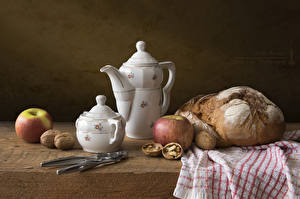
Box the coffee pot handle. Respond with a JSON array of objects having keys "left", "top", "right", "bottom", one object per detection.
[
  {"left": 108, "top": 118, "right": 121, "bottom": 144},
  {"left": 159, "top": 61, "right": 176, "bottom": 115}
]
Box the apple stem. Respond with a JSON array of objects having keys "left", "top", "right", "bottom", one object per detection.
[{"left": 29, "top": 111, "right": 37, "bottom": 116}]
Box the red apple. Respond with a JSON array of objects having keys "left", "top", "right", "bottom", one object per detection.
[
  {"left": 15, "top": 108, "right": 53, "bottom": 143},
  {"left": 153, "top": 115, "right": 194, "bottom": 151}
]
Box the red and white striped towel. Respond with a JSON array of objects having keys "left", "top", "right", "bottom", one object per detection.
[{"left": 174, "top": 130, "right": 300, "bottom": 199}]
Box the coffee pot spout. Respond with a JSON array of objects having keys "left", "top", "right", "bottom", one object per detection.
[
  {"left": 100, "top": 65, "right": 134, "bottom": 121},
  {"left": 100, "top": 65, "right": 134, "bottom": 93}
]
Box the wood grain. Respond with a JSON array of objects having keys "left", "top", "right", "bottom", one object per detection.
[
  {"left": 0, "top": 122, "right": 180, "bottom": 199},
  {"left": 0, "top": 122, "right": 298, "bottom": 199}
]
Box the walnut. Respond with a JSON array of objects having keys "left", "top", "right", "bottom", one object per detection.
[
  {"left": 195, "top": 130, "right": 216, "bottom": 150},
  {"left": 162, "top": 143, "right": 183, "bottom": 160},
  {"left": 54, "top": 132, "right": 75, "bottom": 150},
  {"left": 142, "top": 143, "right": 163, "bottom": 157},
  {"left": 40, "top": 130, "right": 61, "bottom": 148}
]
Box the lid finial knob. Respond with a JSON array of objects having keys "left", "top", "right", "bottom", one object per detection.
[
  {"left": 136, "top": 41, "right": 146, "bottom": 52},
  {"left": 96, "top": 95, "right": 106, "bottom": 105}
]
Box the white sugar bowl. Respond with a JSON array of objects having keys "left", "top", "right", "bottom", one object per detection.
[{"left": 75, "top": 95, "right": 125, "bottom": 153}]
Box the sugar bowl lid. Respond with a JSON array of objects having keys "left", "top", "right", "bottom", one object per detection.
[
  {"left": 123, "top": 41, "right": 158, "bottom": 67},
  {"left": 81, "top": 95, "right": 119, "bottom": 119}
]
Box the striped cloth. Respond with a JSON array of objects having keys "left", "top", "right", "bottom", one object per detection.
[{"left": 173, "top": 130, "right": 300, "bottom": 199}]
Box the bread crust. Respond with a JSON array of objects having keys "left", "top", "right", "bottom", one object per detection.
[{"left": 175, "top": 86, "right": 285, "bottom": 147}]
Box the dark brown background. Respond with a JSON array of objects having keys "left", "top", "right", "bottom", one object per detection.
[{"left": 0, "top": 0, "right": 299, "bottom": 122}]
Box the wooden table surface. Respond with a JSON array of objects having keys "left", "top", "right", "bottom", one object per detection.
[{"left": 0, "top": 122, "right": 299, "bottom": 199}]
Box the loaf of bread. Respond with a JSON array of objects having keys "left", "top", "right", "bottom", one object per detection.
[{"left": 175, "top": 86, "right": 286, "bottom": 148}]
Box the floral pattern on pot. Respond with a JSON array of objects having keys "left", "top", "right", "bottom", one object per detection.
[
  {"left": 95, "top": 123, "right": 103, "bottom": 131},
  {"left": 128, "top": 72, "right": 134, "bottom": 79},
  {"left": 140, "top": 101, "right": 148, "bottom": 108},
  {"left": 85, "top": 134, "right": 91, "bottom": 141},
  {"left": 152, "top": 74, "right": 157, "bottom": 80}
]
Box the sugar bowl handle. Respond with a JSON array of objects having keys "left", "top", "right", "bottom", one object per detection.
[
  {"left": 108, "top": 118, "right": 121, "bottom": 144},
  {"left": 159, "top": 61, "right": 176, "bottom": 115}
]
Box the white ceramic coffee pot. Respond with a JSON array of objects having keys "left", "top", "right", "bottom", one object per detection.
[{"left": 100, "top": 41, "right": 175, "bottom": 139}]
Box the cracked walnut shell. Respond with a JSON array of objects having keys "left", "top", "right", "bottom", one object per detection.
[
  {"left": 162, "top": 143, "right": 183, "bottom": 160},
  {"left": 142, "top": 143, "right": 163, "bottom": 157}
]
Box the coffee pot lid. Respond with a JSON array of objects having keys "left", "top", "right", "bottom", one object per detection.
[
  {"left": 124, "top": 41, "right": 158, "bottom": 66},
  {"left": 84, "top": 95, "right": 118, "bottom": 119}
]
